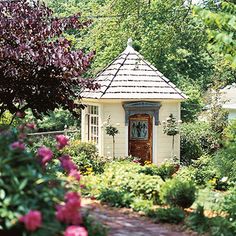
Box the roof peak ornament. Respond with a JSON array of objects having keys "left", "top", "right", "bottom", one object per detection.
[{"left": 127, "top": 38, "right": 133, "bottom": 47}]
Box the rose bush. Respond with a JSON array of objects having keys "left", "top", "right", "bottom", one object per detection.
[{"left": 0, "top": 124, "right": 104, "bottom": 236}]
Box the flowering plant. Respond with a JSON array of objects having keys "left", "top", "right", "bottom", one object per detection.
[{"left": 0, "top": 124, "right": 89, "bottom": 235}]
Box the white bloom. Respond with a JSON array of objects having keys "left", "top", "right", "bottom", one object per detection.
[{"left": 221, "top": 177, "right": 228, "bottom": 182}]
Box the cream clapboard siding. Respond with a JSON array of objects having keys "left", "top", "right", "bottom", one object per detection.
[
  {"left": 101, "top": 100, "right": 181, "bottom": 164},
  {"left": 155, "top": 101, "right": 181, "bottom": 164},
  {"left": 81, "top": 99, "right": 181, "bottom": 165},
  {"left": 102, "top": 102, "right": 126, "bottom": 157}
]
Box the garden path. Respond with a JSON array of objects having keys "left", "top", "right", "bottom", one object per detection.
[{"left": 82, "top": 199, "right": 197, "bottom": 236}]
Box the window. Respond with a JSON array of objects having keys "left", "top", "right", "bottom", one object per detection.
[{"left": 88, "top": 105, "right": 99, "bottom": 144}]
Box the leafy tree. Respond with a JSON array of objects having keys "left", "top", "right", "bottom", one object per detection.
[
  {"left": 0, "top": 0, "right": 98, "bottom": 119},
  {"left": 49, "top": 0, "right": 215, "bottom": 81},
  {"left": 195, "top": 1, "right": 236, "bottom": 68},
  {"left": 48, "top": 0, "right": 235, "bottom": 121},
  {"left": 24, "top": 108, "right": 81, "bottom": 131}
]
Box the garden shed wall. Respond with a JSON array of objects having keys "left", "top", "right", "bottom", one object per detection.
[{"left": 81, "top": 99, "right": 181, "bottom": 165}]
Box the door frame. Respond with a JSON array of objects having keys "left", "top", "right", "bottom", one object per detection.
[
  {"left": 128, "top": 113, "right": 153, "bottom": 163},
  {"left": 123, "top": 101, "right": 161, "bottom": 163}
]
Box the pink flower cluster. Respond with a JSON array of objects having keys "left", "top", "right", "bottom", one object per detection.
[
  {"left": 37, "top": 146, "right": 53, "bottom": 165},
  {"left": 56, "top": 192, "right": 81, "bottom": 225},
  {"left": 26, "top": 123, "right": 36, "bottom": 130},
  {"left": 56, "top": 134, "right": 69, "bottom": 150},
  {"left": 64, "top": 225, "right": 88, "bottom": 236},
  {"left": 17, "top": 123, "right": 36, "bottom": 141},
  {"left": 10, "top": 141, "right": 25, "bottom": 151},
  {"left": 19, "top": 210, "right": 42, "bottom": 231},
  {"left": 59, "top": 155, "right": 81, "bottom": 182},
  {"left": 59, "top": 155, "right": 77, "bottom": 172}
]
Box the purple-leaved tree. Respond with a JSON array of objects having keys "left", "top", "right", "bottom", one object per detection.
[{"left": 0, "top": 0, "right": 99, "bottom": 119}]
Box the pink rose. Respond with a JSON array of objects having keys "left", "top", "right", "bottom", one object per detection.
[
  {"left": 69, "top": 170, "right": 81, "bottom": 182},
  {"left": 19, "top": 210, "right": 42, "bottom": 231},
  {"left": 37, "top": 146, "right": 53, "bottom": 165},
  {"left": 65, "top": 192, "right": 81, "bottom": 204},
  {"left": 56, "top": 135, "right": 69, "bottom": 149},
  {"left": 26, "top": 123, "right": 36, "bottom": 130},
  {"left": 18, "top": 133, "right": 26, "bottom": 140},
  {"left": 80, "top": 184, "right": 85, "bottom": 189},
  {"left": 18, "top": 125, "right": 25, "bottom": 132},
  {"left": 64, "top": 226, "right": 88, "bottom": 236},
  {"left": 10, "top": 141, "right": 25, "bottom": 151},
  {"left": 16, "top": 111, "right": 26, "bottom": 118},
  {"left": 59, "top": 155, "right": 77, "bottom": 172},
  {"left": 56, "top": 192, "right": 81, "bottom": 225}
]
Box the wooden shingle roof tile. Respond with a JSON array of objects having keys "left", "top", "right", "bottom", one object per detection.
[{"left": 81, "top": 39, "right": 186, "bottom": 100}]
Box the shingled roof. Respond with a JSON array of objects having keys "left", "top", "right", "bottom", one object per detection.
[{"left": 81, "top": 39, "right": 186, "bottom": 100}]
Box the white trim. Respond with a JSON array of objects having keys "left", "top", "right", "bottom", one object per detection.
[
  {"left": 125, "top": 125, "right": 128, "bottom": 156},
  {"left": 152, "top": 117, "right": 157, "bottom": 164},
  {"left": 98, "top": 104, "right": 104, "bottom": 156}
]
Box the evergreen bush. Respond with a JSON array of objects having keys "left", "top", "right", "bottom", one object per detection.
[{"left": 160, "top": 178, "right": 196, "bottom": 208}]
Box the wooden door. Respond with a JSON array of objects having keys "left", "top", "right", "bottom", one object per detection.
[{"left": 128, "top": 114, "right": 152, "bottom": 164}]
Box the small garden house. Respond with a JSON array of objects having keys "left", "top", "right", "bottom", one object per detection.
[
  {"left": 221, "top": 83, "right": 236, "bottom": 120},
  {"left": 80, "top": 39, "right": 186, "bottom": 164}
]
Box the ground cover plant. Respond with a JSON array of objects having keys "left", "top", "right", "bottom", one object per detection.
[
  {"left": 149, "top": 207, "right": 185, "bottom": 224},
  {"left": 81, "top": 161, "right": 197, "bottom": 219},
  {"left": 81, "top": 156, "right": 235, "bottom": 235}
]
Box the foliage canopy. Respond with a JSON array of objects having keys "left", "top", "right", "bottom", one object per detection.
[{"left": 0, "top": 0, "right": 98, "bottom": 118}]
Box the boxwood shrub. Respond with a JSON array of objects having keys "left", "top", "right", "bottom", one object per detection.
[{"left": 160, "top": 177, "right": 196, "bottom": 208}]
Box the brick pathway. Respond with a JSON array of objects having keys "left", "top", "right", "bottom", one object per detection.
[{"left": 82, "top": 199, "right": 198, "bottom": 236}]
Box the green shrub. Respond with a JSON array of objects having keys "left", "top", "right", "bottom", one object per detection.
[
  {"left": 206, "top": 121, "right": 236, "bottom": 186},
  {"left": 25, "top": 108, "right": 80, "bottom": 132},
  {"left": 130, "top": 198, "right": 153, "bottom": 213},
  {"left": 139, "top": 162, "right": 177, "bottom": 181},
  {"left": 175, "top": 166, "right": 196, "bottom": 182},
  {"left": 150, "top": 207, "right": 185, "bottom": 224},
  {"left": 129, "top": 174, "right": 163, "bottom": 204},
  {"left": 176, "top": 155, "right": 220, "bottom": 188},
  {"left": 209, "top": 216, "right": 236, "bottom": 236},
  {"left": 190, "top": 155, "right": 217, "bottom": 187},
  {"left": 107, "top": 164, "right": 163, "bottom": 204},
  {"left": 98, "top": 188, "right": 133, "bottom": 208},
  {"left": 185, "top": 205, "right": 209, "bottom": 234},
  {"left": 220, "top": 187, "right": 236, "bottom": 222},
  {"left": 65, "top": 141, "right": 106, "bottom": 174},
  {"left": 83, "top": 161, "right": 164, "bottom": 204},
  {"left": 80, "top": 174, "right": 102, "bottom": 198},
  {"left": 180, "top": 122, "right": 220, "bottom": 165},
  {"left": 83, "top": 213, "right": 108, "bottom": 236},
  {"left": 160, "top": 178, "right": 196, "bottom": 208},
  {"left": 186, "top": 205, "right": 236, "bottom": 236},
  {"left": 138, "top": 164, "right": 160, "bottom": 176}
]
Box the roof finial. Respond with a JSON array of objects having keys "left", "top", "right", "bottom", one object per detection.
[{"left": 127, "top": 38, "right": 133, "bottom": 47}]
